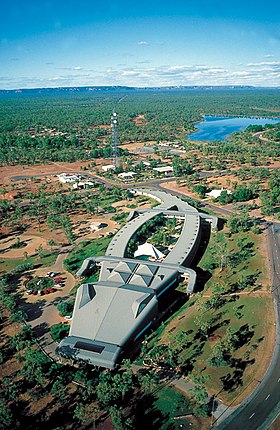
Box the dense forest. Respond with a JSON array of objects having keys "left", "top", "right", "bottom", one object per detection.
[{"left": 0, "top": 89, "right": 280, "bottom": 165}]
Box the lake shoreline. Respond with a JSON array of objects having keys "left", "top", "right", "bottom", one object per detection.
[{"left": 188, "top": 114, "right": 280, "bottom": 142}]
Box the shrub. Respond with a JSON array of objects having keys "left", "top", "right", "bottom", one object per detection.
[
  {"left": 57, "top": 300, "right": 75, "bottom": 317},
  {"left": 50, "top": 323, "right": 70, "bottom": 342}
]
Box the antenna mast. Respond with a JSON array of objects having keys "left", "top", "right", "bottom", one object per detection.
[{"left": 111, "top": 112, "right": 119, "bottom": 165}]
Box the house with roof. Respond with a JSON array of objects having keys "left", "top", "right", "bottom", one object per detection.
[
  {"left": 117, "top": 171, "right": 137, "bottom": 180},
  {"left": 102, "top": 164, "right": 116, "bottom": 172},
  {"left": 153, "top": 166, "right": 174, "bottom": 176},
  {"left": 205, "top": 188, "right": 231, "bottom": 199},
  {"left": 57, "top": 173, "right": 80, "bottom": 183}
]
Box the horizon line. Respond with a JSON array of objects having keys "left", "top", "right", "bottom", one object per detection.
[{"left": 1, "top": 84, "right": 280, "bottom": 92}]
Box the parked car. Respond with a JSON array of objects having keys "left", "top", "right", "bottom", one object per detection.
[
  {"left": 43, "top": 289, "right": 49, "bottom": 294},
  {"left": 64, "top": 315, "right": 72, "bottom": 321},
  {"left": 47, "top": 287, "right": 55, "bottom": 293},
  {"left": 32, "top": 290, "right": 37, "bottom": 295},
  {"left": 46, "top": 271, "right": 57, "bottom": 277}
]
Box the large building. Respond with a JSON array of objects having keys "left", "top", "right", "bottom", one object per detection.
[{"left": 56, "top": 189, "right": 217, "bottom": 369}]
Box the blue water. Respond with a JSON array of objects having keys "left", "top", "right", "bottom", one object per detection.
[{"left": 188, "top": 115, "right": 280, "bottom": 142}]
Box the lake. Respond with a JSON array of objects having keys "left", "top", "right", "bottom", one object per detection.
[{"left": 188, "top": 115, "right": 280, "bottom": 142}]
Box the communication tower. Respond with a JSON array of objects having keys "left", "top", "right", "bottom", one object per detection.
[{"left": 111, "top": 112, "right": 119, "bottom": 164}]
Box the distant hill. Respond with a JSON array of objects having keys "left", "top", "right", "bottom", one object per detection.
[{"left": 0, "top": 85, "right": 262, "bottom": 95}]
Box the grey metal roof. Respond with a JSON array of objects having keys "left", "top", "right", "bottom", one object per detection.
[
  {"left": 105, "top": 211, "right": 159, "bottom": 258},
  {"left": 57, "top": 189, "right": 218, "bottom": 369},
  {"left": 136, "top": 264, "right": 158, "bottom": 276},
  {"left": 69, "top": 283, "right": 157, "bottom": 346},
  {"left": 57, "top": 336, "right": 122, "bottom": 369}
]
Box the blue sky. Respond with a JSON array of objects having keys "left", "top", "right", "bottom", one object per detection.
[{"left": 1, "top": 0, "right": 280, "bottom": 89}]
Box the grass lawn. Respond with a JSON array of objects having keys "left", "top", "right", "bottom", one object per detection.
[
  {"left": 84, "top": 271, "right": 100, "bottom": 283},
  {"left": 153, "top": 291, "right": 274, "bottom": 405},
  {"left": 70, "top": 271, "right": 100, "bottom": 295},
  {"left": 98, "top": 191, "right": 132, "bottom": 207},
  {"left": 203, "top": 295, "right": 274, "bottom": 403},
  {"left": 27, "top": 276, "right": 54, "bottom": 291},
  {"left": 198, "top": 230, "right": 269, "bottom": 292},
  {"left": 152, "top": 385, "right": 210, "bottom": 430},
  {"left": 0, "top": 250, "right": 59, "bottom": 274},
  {"left": 164, "top": 294, "right": 273, "bottom": 403},
  {"left": 154, "top": 386, "right": 191, "bottom": 430},
  {"left": 64, "top": 236, "right": 111, "bottom": 274},
  {"left": 144, "top": 226, "right": 274, "bottom": 406}
]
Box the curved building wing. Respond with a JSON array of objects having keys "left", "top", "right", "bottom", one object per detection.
[{"left": 56, "top": 189, "right": 217, "bottom": 369}]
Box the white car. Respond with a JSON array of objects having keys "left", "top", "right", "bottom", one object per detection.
[{"left": 47, "top": 272, "right": 56, "bottom": 277}]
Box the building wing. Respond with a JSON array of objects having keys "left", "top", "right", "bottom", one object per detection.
[{"left": 57, "top": 189, "right": 217, "bottom": 368}]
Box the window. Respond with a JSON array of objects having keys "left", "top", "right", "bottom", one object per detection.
[{"left": 74, "top": 341, "right": 104, "bottom": 354}]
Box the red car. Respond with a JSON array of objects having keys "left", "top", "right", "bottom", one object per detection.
[
  {"left": 47, "top": 287, "right": 55, "bottom": 293},
  {"left": 43, "top": 289, "right": 49, "bottom": 295}
]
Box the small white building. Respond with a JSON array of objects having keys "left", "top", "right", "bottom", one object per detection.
[
  {"left": 206, "top": 189, "right": 231, "bottom": 199},
  {"left": 73, "top": 181, "right": 94, "bottom": 189},
  {"left": 102, "top": 165, "right": 116, "bottom": 172},
  {"left": 118, "top": 172, "right": 137, "bottom": 179},
  {"left": 57, "top": 173, "right": 81, "bottom": 183},
  {"left": 153, "top": 166, "right": 173, "bottom": 175},
  {"left": 132, "top": 161, "right": 150, "bottom": 167}
]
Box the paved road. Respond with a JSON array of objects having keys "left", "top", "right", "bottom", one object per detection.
[
  {"left": 149, "top": 181, "right": 234, "bottom": 217},
  {"left": 215, "top": 222, "right": 280, "bottom": 430},
  {"left": 10, "top": 168, "right": 221, "bottom": 184}
]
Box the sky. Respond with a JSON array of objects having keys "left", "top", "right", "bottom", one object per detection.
[{"left": 1, "top": 0, "right": 280, "bottom": 89}]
